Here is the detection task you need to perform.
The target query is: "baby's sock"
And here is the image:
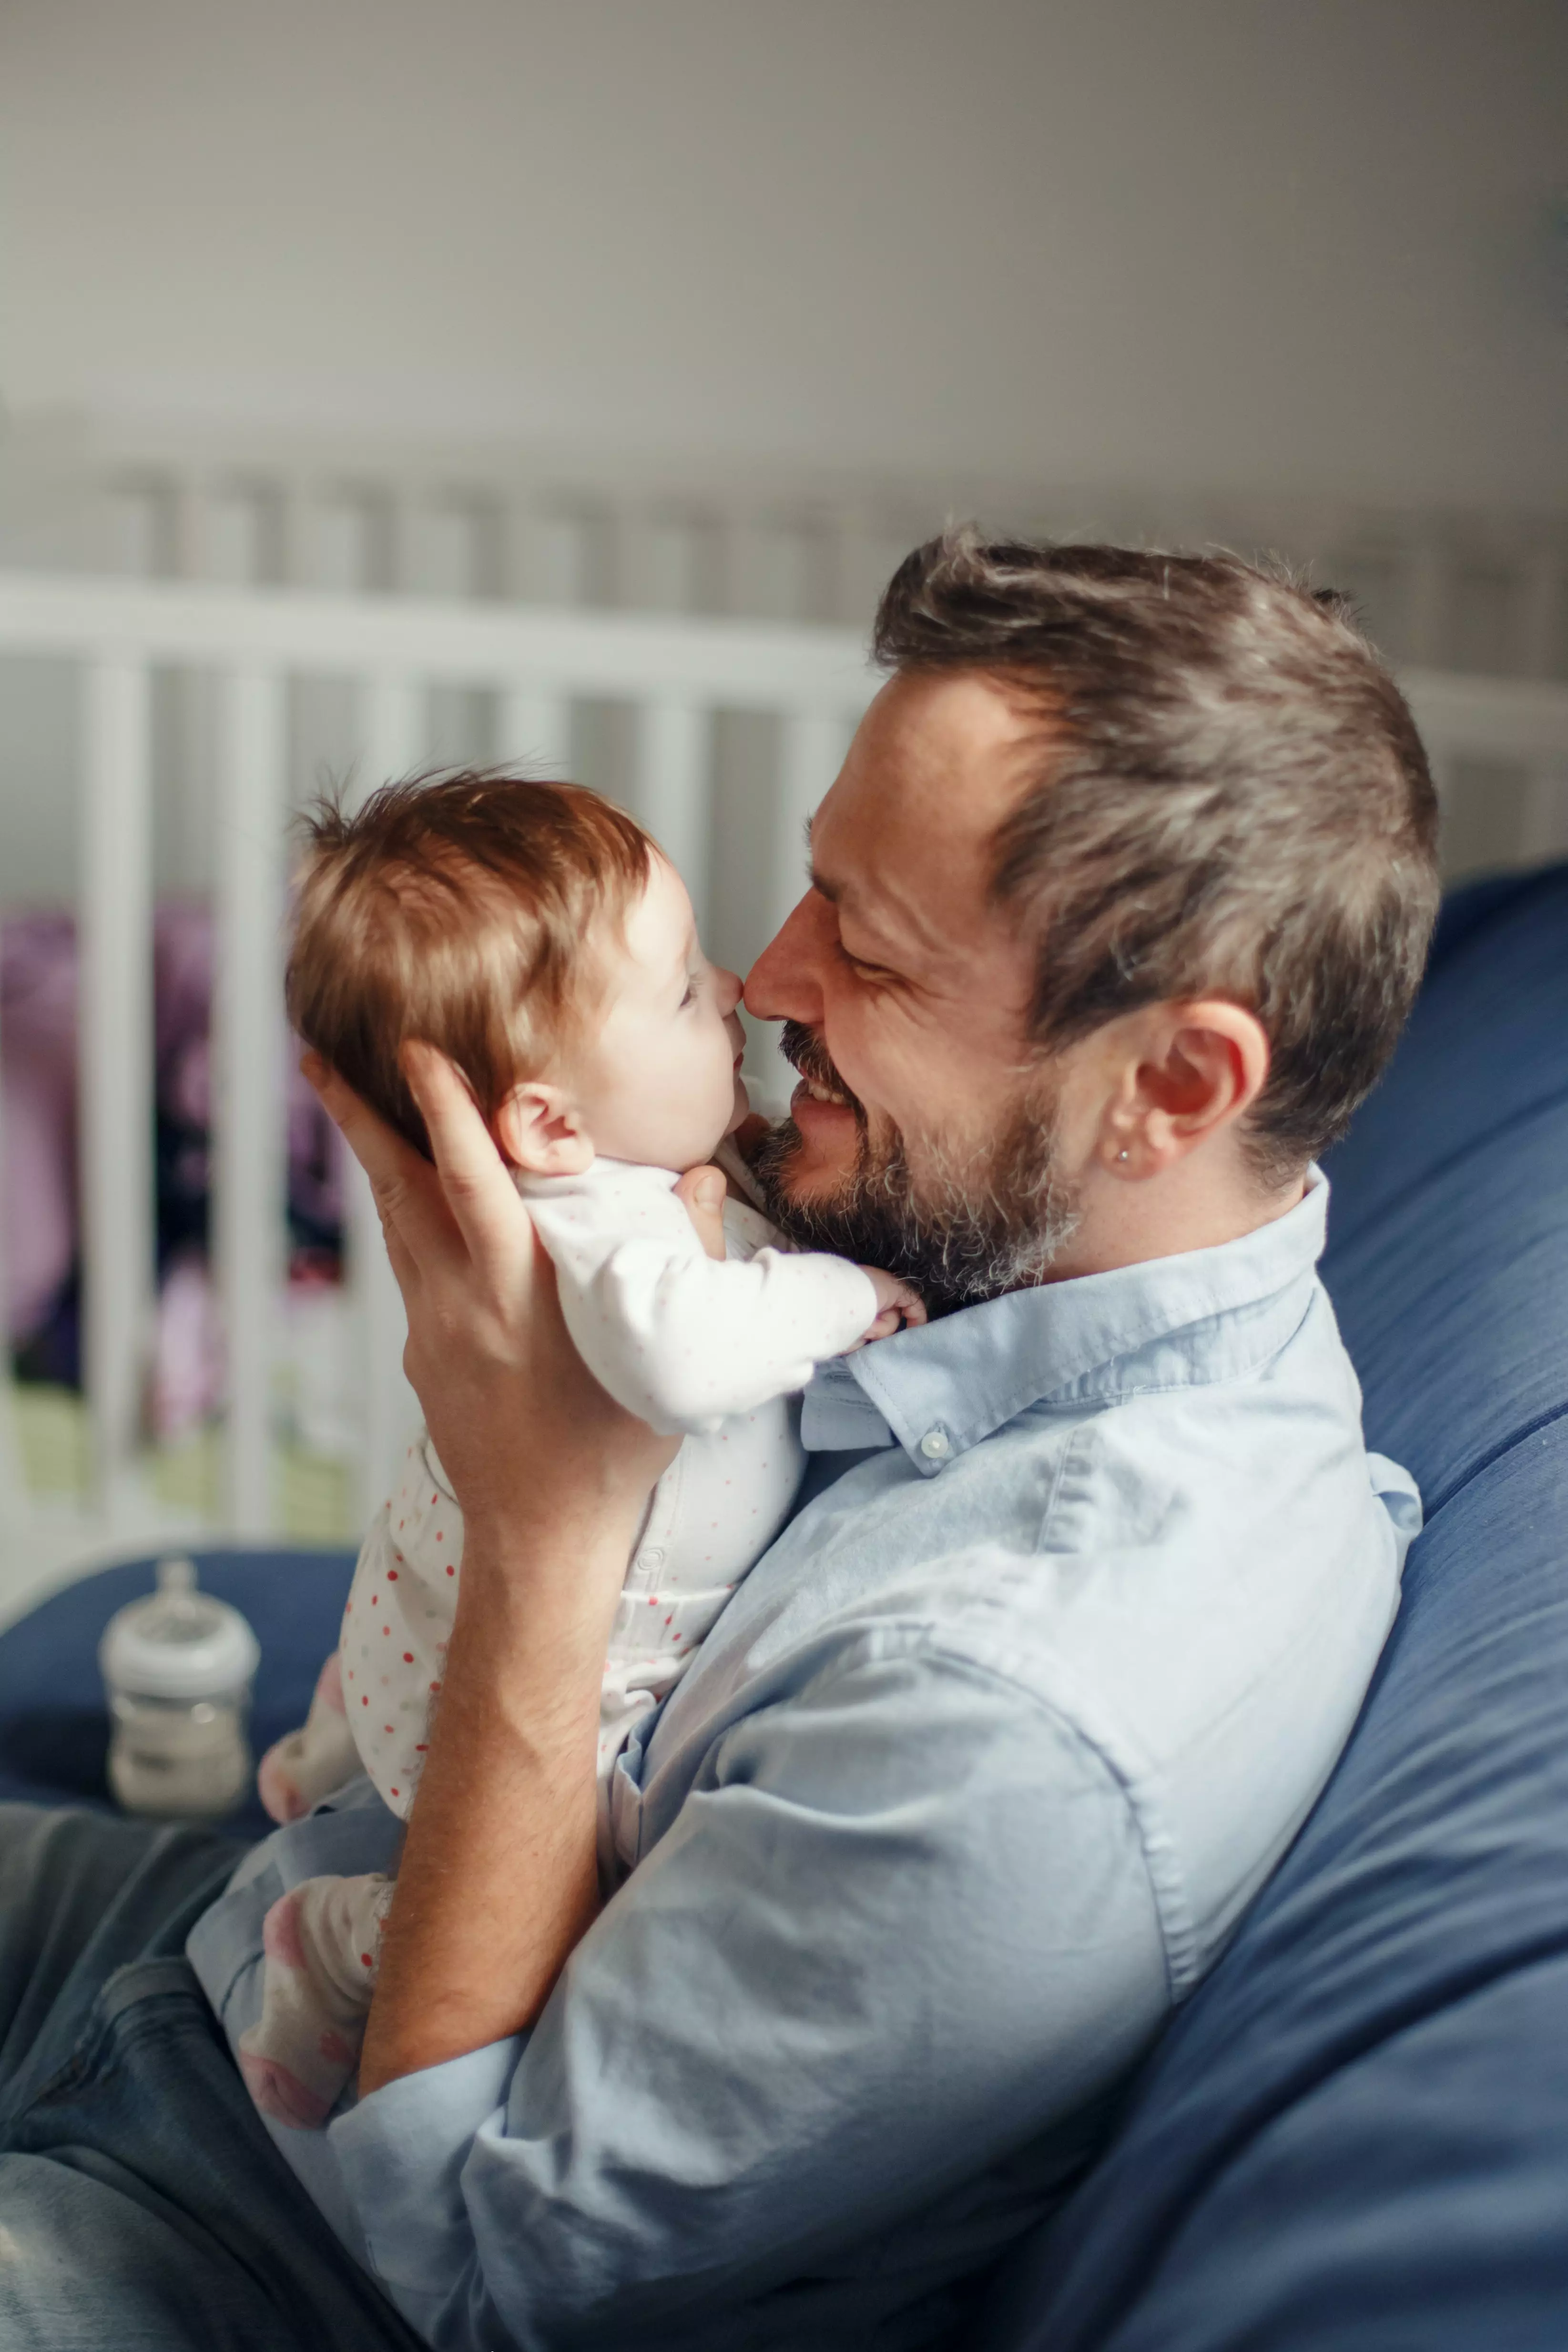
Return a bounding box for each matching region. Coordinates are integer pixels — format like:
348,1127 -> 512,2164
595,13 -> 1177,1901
257,1651 -> 362,1823
237,1871 -> 392,2128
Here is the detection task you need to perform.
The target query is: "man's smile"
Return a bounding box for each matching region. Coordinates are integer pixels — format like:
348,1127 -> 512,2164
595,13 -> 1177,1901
774,1019 -> 864,1145
780,1020 -> 863,1121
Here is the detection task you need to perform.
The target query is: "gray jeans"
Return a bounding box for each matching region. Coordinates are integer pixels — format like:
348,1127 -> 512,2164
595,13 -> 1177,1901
0,1802 -> 423,2351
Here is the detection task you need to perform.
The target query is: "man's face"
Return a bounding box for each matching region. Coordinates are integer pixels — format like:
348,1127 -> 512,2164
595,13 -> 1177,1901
744,671 -> 1083,1309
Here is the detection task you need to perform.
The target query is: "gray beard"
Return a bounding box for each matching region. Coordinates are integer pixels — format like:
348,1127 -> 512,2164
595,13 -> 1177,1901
751,1079 -> 1083,1316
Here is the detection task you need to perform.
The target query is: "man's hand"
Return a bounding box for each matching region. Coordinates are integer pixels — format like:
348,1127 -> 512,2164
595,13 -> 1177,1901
309,1042 -> 676,1547
305,1043 -> 679,2092
858,1267 -> 928,1344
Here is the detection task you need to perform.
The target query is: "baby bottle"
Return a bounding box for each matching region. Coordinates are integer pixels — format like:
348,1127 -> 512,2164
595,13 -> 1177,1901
99,1558 -> 261,1818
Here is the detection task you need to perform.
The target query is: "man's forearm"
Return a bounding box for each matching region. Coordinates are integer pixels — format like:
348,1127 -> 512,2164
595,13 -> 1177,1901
358,1510 -> 627,2095
306,1046 -> 685,2096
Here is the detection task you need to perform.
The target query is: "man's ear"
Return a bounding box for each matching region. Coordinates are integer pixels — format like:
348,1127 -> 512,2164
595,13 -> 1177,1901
494,1082 -> 595,1177
1105,1000 -> 1271,1175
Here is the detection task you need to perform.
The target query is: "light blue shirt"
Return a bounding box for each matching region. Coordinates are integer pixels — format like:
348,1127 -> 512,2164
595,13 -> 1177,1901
190,1172 -> 1419,2351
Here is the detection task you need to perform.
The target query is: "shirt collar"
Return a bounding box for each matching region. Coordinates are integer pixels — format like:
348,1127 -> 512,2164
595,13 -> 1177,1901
801,1171 -> 1330,1476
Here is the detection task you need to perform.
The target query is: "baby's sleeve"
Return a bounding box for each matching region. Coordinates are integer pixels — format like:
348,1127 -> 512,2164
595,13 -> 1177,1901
528,1179 -> 878,1435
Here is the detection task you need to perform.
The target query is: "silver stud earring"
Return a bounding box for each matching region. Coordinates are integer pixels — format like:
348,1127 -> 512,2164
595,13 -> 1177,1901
1117,1149 -> 1129,1162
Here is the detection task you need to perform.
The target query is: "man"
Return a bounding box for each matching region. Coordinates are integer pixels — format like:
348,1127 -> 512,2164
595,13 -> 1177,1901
0,533 -> 1434,2349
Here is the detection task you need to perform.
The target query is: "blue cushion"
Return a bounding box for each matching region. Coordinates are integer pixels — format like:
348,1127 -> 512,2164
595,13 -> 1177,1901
1321,860 -> 1568,1503
0,1547 -> 355,1835
1325,858 -> 1568,1263
983,862 -> 1568,2347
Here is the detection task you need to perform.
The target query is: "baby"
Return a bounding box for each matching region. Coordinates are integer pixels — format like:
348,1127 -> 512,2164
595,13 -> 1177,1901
239,771 -> 922,2128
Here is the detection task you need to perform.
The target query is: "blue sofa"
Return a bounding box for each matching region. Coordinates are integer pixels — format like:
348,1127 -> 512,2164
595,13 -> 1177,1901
986,861 -> 1568,2347
2,864 -> 1565,2344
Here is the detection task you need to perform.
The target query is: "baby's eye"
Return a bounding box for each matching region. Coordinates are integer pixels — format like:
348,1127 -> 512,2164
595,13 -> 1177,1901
680,977 -> 700,1008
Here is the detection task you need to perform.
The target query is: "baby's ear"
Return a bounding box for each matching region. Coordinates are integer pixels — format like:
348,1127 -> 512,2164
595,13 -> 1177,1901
495,1083 -> 594,1178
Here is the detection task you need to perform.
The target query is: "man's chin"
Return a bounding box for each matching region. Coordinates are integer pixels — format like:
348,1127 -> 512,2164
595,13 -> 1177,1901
773,1140 -> 857,1206
749,1116 -> 856,1231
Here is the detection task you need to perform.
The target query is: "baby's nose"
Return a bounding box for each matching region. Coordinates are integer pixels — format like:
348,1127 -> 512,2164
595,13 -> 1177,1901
716,965 -> 743,1012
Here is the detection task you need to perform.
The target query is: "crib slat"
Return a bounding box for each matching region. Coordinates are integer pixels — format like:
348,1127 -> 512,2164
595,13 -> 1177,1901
348,675 -> 426,1531
498,684 -> 572,777
359,672 -> 424,807
215,665 -> 287,1535
81,655 -> 155,1514
636,697 -> 711,932
771,710 -> 854,945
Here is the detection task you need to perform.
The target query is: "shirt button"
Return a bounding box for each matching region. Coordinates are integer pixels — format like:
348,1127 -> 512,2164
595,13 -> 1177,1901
919,1428 -> 952,1462
638,1546 -> 665,1569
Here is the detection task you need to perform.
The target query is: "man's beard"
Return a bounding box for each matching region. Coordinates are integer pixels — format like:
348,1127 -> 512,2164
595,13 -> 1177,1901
750,1022 -> 1083,1314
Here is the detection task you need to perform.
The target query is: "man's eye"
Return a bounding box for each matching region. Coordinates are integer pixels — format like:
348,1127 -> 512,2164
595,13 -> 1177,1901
838,943 -> 891,984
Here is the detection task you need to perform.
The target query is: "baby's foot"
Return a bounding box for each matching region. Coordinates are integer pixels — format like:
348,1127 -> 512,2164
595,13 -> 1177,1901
238,2042 -> 352,2131
237,1874 -> 388,2128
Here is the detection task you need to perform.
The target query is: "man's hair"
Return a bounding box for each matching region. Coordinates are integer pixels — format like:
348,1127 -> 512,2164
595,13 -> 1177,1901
286,772 -> 654,1158
874,528 -> 1441,1179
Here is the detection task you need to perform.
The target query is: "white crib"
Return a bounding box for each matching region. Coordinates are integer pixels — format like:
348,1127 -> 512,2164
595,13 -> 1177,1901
0,563 -> 1565,1624
0,569 -> 875,1615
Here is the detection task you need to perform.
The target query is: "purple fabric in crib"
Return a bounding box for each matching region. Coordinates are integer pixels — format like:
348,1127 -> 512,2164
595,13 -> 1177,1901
1,915 -> 79,1343
1,907 -> 344,1413
144,906 -> 345,1242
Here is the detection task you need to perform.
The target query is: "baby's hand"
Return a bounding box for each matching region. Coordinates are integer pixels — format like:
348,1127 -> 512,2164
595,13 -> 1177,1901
857,1266 -> 928,1344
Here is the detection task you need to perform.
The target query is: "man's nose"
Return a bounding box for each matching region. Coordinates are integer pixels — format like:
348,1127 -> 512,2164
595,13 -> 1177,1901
744,892 -> 828,1025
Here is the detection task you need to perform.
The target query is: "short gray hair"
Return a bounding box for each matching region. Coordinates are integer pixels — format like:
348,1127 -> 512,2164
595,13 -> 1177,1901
874,529 -> 1441,1179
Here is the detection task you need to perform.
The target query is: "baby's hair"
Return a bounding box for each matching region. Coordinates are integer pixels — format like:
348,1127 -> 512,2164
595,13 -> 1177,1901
286,771 -> 655,1159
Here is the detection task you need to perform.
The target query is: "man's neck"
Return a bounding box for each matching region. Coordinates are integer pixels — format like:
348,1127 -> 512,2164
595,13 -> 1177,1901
1043,1155 -> 1309,1286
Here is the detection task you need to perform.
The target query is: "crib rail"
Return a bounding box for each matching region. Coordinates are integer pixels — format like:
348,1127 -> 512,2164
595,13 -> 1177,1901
0,568 -> 1565,1576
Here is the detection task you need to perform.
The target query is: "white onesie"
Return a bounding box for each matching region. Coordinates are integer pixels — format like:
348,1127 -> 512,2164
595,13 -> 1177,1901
343,1154 -> 877,1823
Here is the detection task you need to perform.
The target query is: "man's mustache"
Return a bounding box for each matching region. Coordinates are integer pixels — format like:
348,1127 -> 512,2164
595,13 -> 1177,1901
778,1022 -> 867,1121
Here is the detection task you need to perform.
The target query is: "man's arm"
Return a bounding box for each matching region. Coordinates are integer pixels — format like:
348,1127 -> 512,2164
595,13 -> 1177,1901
360,1497 -> 631,2089
308,1045 -> 680,2088
327,1633 -> 1170,2349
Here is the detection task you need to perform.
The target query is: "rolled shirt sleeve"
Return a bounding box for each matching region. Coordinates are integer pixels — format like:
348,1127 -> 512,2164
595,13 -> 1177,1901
328,1635 -> 1169,2351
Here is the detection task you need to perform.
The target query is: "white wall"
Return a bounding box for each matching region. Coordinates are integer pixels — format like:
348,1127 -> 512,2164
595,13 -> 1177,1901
2,0 -> 1565,507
